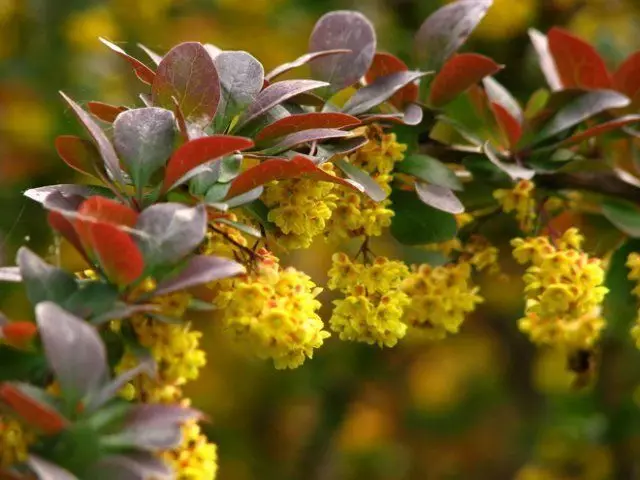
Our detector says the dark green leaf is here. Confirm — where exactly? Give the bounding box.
[397,154,462,190]
[17,248,78,306]
[602,198,640,237]
[390,189,457,245]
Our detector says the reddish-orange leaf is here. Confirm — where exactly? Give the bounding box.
[490,102,523,148]
[87,101,128,123]
[99,37,156,85]
[226,155,360,199]
[55,135,101,177]
[163,135,254,191]
[87,222,145,286]
[1,322,38,347]
[0,383,67,435]
[547,27,612,90]
[613,51,640,105]
[559,115,640,147]
[48,211,90,263]
[365,52,419,108]
[255,113,361,143]
[429,53,503,107]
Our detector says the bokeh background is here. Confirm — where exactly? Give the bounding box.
[2,0,640,478]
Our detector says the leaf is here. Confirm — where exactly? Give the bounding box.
[99,38,156,85]
[0,383,67,434]
[59,92,126,186]
[402,103,425,126]
[483,76,523,123]
[390,189,458,245]
[396,154,462,191]
[152,42,220,129]
[261,128,351,155]
[0,267,21,282]
[87,102,128,123]
[265,49,351,81]
[87,223,145,286]
[28,456,78,480]
[365,52,419,108]
[490,102,523,148]
[55,135,103,178]
[533,90,630,143]
[154,255,245,296]
[315,137,369,163]
[429,54,502,107]
[163,135,254,191]
[559,115,640,148]
[113,108,176,190]
[308,11,376,93]
[213,51,264,132]
[138,43,163,65]
[528,29,562,91]
[25,184,111,206]
[344,71,431,116]
[65,283,119,320]
[256,112,361,143]
[415,181,464,214]
[613,52,640,106]
[236,80,329,130]
[0,347,46,382]
[1,322,38,347]
[16,247,77,306]
[335,158,387,202]
[602,198,640,237]
[604,239,640,335]
[135,203,207,266]
[89,454,171,480]
[547,27,612,90]
[227,155,362,198]
[483,142,535,180]
[36,302,108,402]
[415,0,493,71]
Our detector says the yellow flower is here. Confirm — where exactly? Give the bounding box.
[512,228,607,351]
[328,254,410,347]
[0,415,33,468]
[627,253,640,298]
[162,420,218,480]
[494,179,537,232]
[219,251,329,369]
[462,234,501,275]
[401,261,483,341]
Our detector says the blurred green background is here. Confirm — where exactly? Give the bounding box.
[2,0,640,478]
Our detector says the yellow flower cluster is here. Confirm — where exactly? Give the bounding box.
[328,253,410,347]
[511,228,608,351]
[327,127,405,241]
[401,262,483,341]
[218,250,329,369]
[494,179,537,232]
[462,235,501,276]
[263,164,338,250]
[0,415,33,469]
[626,253,640,347]
[161,420,218,480]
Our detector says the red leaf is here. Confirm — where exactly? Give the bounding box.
[226,155,359,198]
[99,37,156,85]
[490,102,523,148]
[613,52,640,105]
[1,322,38,346]
[163,135,253,191]
[365,52,418,108]
[0,384,66,435]
[256,112,361,143]
[559,115,640,147]
[547,27,612,90]
[48,211,90,263]
[429,53,503,107]
[87,101,128,123]
[87,222,144,286]
[55,136,101,177]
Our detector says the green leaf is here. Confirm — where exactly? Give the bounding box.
[218,154,243,183]
[0,348,48,383]
[604,239,640,338]
[65,283,120,320]
[396,154,462,191]
[602,198,640,237]
[243,200,276,232]
[390,189,457,245]
[17,247,78,306]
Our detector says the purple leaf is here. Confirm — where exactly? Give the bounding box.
[24,184,106,205]
[16,247,77,305]
[528,29,562,91]
[415,0,493,71]
[335,158,387,202]
[262,128,351,154]
[28,456,78,480]
[59,93,126,186]
[315,137,369,164]
[152,42,220,129]
[204,43,222,60]
[214,51,265,132]
[0,267,21,283]
[265,49,351,81]
[135,203,207,266]
[35,302,108,401]
[403,103,424,125]
[113,107,176,189]
[89,454,172,480]
[236,80,329,130]
[343,71,431,116]
[154,255,245,296]
[415,182,465,214]
[483,76,523,123]
[483,142,535,180]
[308,11,376,93]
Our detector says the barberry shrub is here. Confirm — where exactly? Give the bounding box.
[1,0,640,477]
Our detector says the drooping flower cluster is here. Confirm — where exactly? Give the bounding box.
[327,127,406,241]
[627,253,640,347]
[162,420,219,480]
[328,253,410,347]
[494,179,537,232]
[217,249,329,369]
[263,163,338,249]
[401,261,483,341]
[0,415,33,469]
[511,228,608,351]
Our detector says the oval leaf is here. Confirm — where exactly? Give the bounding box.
[28,456,78,480]
[613,51,640,106]
[17,247,77,306]
[415,181,465,214]
[154,255,245,296]
[430,53,502,107]
[0,384,67,435]
[256,112,361,143]
[308,11,376,93]
[261,128,351,155]
[396,154,462,191]
[99,37,155,85]
[88,223,145,286]
[483,76,523,123]
[87,101,128,123]
[483,142,535,180]
[602,198,640,237]
[265,49,351,81]
[335,158,387,202]
[55,135,103,178]
[559,115,640,148]
[491,102,523,148]
[528,29,563,91]
[365,52,419,108]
